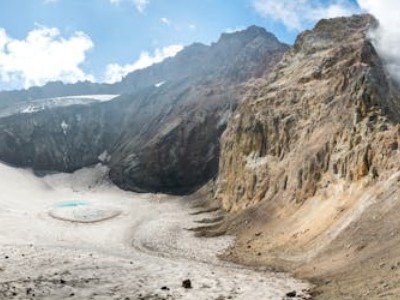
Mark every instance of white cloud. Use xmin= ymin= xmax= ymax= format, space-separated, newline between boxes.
xmin=104 ymin=44 xmax=183 ymax=83
xmin=0 ymin=26 xmax=94 ymax=89
xmin=356 ymin=0 xmax=400 ymax=82
xmin=253 ymin=0 xmax=359 ymax=31
xmin=160 ymin=17 xmax=170 ymax=25
xmin=252 ymin=0 xmax=400 ymax=83
xmin=110 ymin=0 xmax=149 ymax=13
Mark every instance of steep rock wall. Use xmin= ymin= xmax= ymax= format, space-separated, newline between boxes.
xmin=216 ymin=15 xmax=400 ymax=213
xmin=210 ymin=17 xmax=400 ymax=283
xmin=0 ymin=100 xmax=124 ymax=172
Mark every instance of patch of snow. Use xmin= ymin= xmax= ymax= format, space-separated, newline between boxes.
xmin=20 ymin=105 xmax=40 ymax=114
xmin=60 ymin=121 xmax=69 ymax=135
xmin=98 ymin=150 xmax=110 ymax=163
xmin=155 ymin=81 xmax=166 ymax=88
xmin=12 ymin=94 xmax=120 ymax=116
xmin=56 ymin=94 xmax=119 ymax=102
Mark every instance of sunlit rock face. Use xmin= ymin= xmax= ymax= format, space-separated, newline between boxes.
xmin=178 ymin=18 xmax=400 ymax=289
xmin=215 ymin=14 xmax=400 ymax=213
xmin=0 ymin=26 xmax=288 ymax=194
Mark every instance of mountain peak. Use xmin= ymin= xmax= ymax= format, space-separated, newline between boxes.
xmin=217 ymin=25 xmax=280 ymax=46
xmin=293 ymin=14 xmax=377 ymax=54
xmin=313 ymin=13 xmax=377 ymax=37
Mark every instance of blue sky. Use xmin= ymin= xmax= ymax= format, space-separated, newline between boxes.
xmin=0 ymin=0 xmax=363 ymax=90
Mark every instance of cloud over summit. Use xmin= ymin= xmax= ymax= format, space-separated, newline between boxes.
xmin=253 ymin=0 xmax=400 ymax=82
xmin=253 ymin=0 xmax=359 ymax=31
xmin=357 ymin=0 xmax=400 ymax=82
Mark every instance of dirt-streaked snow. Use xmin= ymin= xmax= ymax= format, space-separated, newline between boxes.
xmin=19 ymin=94 xmax=120 ymax=114
xmin=0 ymin=95 xmax=120 ymax=118
xmin=0 ymin=163 xmax=310 ymax=299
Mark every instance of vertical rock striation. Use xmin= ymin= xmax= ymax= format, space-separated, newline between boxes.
xmin=216 ymin=14 xmax=400 ymax=213
xmin=206 ymin=20 xmax=400 ymax=299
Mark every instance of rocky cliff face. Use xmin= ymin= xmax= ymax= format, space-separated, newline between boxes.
xmin=108 ymin=81 xmax=234 ymax=194
xmin=212 ymin=16 xmax=400 ymax=291
xmin=0 ymin=99 xmax=124 ymax=172
xmin=216 ymin=14 xmax=400 ymax=212
xmin=0 ymin=26 xmax=288 ymax=194
xmin=108 ymin=26 xmax=288 ymax=194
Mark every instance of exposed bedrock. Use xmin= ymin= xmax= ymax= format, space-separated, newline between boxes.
xmin=210 ymin=16 xmax=400 ymax=285
xmin=0 ymin=101 xmax=122 ymax=172
xmin=216 ymin=14 xmax=400 ymax=212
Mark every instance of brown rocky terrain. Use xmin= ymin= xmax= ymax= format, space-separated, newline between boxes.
xmin=206 ymin=14 xmax=400 ymax=299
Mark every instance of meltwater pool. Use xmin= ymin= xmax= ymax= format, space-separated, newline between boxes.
xmin=56 ymin=200 xmax=89 ymax=208
xmin=50 ymin=200 xmax=121 ymax=223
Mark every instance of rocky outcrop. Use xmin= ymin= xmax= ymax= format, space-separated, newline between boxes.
xmin=0 ymin=99 xmax=124 ymax=172
xmin=108 ymin=81 xmax=236 ymax=194
xmin=207 ymin=18 xmax=400 ymax=298
xmin=0 ymin=26 xmax=288 ymax=194
xmin=108 ymin=26 xmax=288 ymax=194
xmin=215 ymin=14 xmax=400 ymax=212
xmin=200 ymin=16 xmax=400 ymax=298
